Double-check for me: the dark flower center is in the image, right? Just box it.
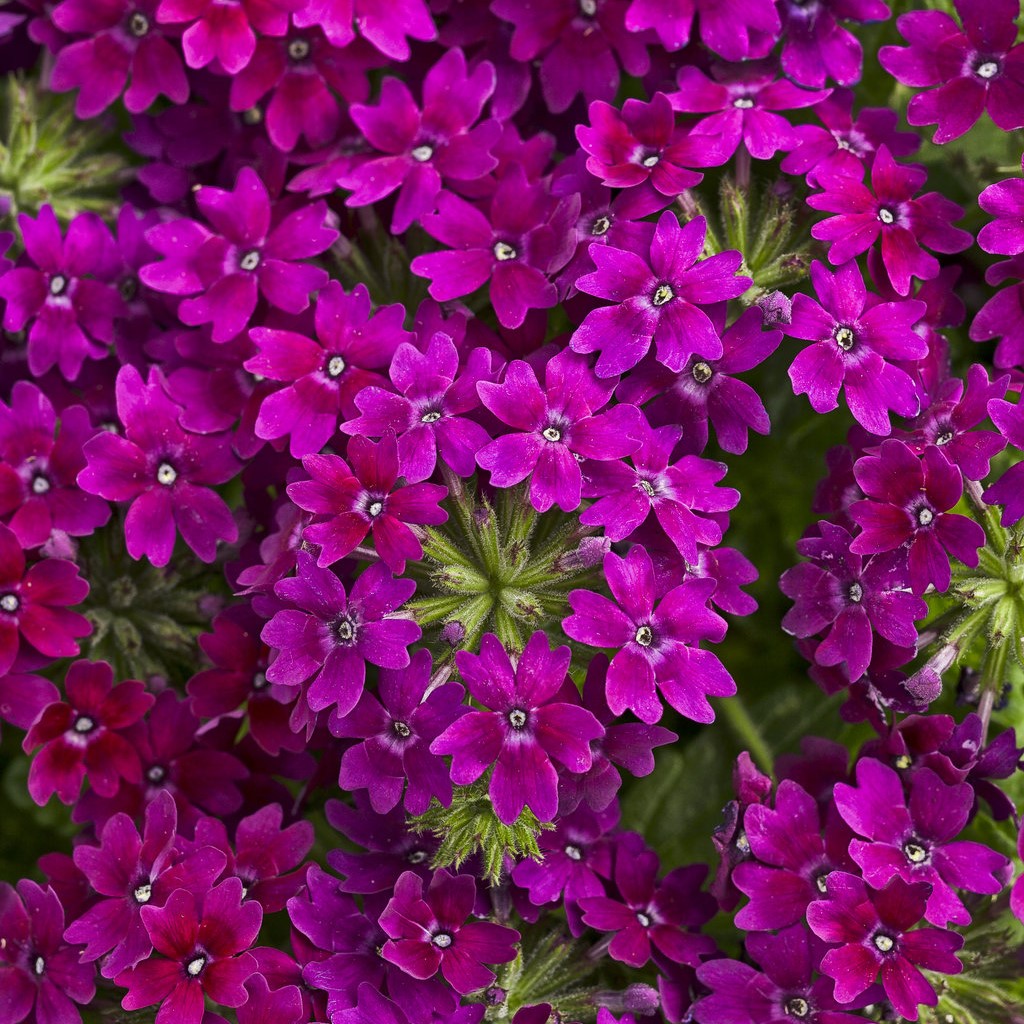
[128,10,150,36]
[785,996,810,1019]
[73,715,96,734]
[692,361,713,384]
[733,97,755,109]
[156,462,177,486]
[432,931,453,948]
[635,625,654,647]
[973,57,1001,80]
[564,844,583,861]
[252,671,268,691]
[392,720,412,738]
[134,882,152,904]
[848,582,863,603]
[288,37,311,61]
[33,956,44,976]
[185,954,206,977]
[493,241,517,262]
[652,283,674,306]
[326,354,346,378]
[421,409,442,423]
[31,473,51,495]
[635,911,652,927]
[147,765,167,784]
[638,479,656,497]
[239,249,261,272]
[877,206,896,225]
[49,274,68,296]
[241,107,263,126]
[334,617,357,644]
[508,708,528,729]
[591,215,611,236]
[903,839,929,864]
[542,426,562,443]
[834,326,855,351]
[872,932,895,953]
[916,505,935,527]
[0,593,20,614]
[411,144,433,162]
[936,428,954,446]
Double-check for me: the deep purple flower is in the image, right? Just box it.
[0,522,91,676]
[410,165,580,329]
[563,545,735,725]
[379,869,519,995]
[430,631,604,825]
[293,0,436,60]
[0,880,95,1024]
[0,382,109,549]
[1012,825,1024,923]
[336,983,483,1024]
[342,334,493,482]
[571,212,750,378]
[579,834,716,968]
[834,757,1011,926]
[77,365,241,567]
[287,435,448,573]
[576,93,716,197]
[64,791,227,978]
[624,0,779,60]
[247,281,410,456]
[341,48,499,231]
[979,156,1024,255]
[880,0,1024,143]
[0,206,124,379]
[695,924,872,1024]
[140,166,337,342]
[51,0,188,116]
[784,259,927,434]
[808,146,973,295]
[670,61,829,161]
[492,0,650,114]
[849,440,985,594]
[332,648,468,815]
[156,0,303,73]
[580,420,739,560]
[806,873,963,1020]
[778,0,891,87]
[970,254,1024,369]
[262,552,420,719]
[781,521,927,683]
[475,349,642,513]
[24,659,153,806]
[983,393,1024,525]
[116,878,261,1024]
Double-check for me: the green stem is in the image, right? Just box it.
[977,639,1010,745]
[720,694,775,776]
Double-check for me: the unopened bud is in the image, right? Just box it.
[595,983,660,1015]
[554,535,611,573]
[757,290,792,326]
[440,620,465,648]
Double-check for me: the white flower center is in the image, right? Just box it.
[877,207,895,225]
[134,883,152,904]
[579,0,597,14]
[975,59,1000,79]
[73,715,95,734]
[564,844,582,861]
[31,475,50,494]
[411,144,433,162]
[634,625,653,647]
[156,463,177,486]
[252,672,268,691]
[33,956,44,975]
[0,593,19,613]
[508,709,527,729]
[638,479,655,497]
[873,933,895,953]
[129,11,150,36]
[49,274,68,296]
[327,355,346,378]
[335,618,356,643]
[635,911,651,927]
[367,500,384,517]
[815,872,829,894]
[785,997,810,1019]
[834,326,855,351]
[288,37,310,60]
[894,754,912,769]
[936,429,954,446]
[903,840,928,864]
[542,426,562,443]
[916,506,934,527]
[186,955,206,976]
[591,215,611,236]
[641,154,659,168]
[393,720,411,738]
[147,765,166,784]
[407,849,427,864]
[652,283,674,306]
[692,361,713,384]
[733,97,754,109]
[848,582,863,603]
[421,410,442,423]
[493,242,517,261]
[239,249,261,272]
[432,932,453,948]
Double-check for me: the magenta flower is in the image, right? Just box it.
[0,382,109,549]
[970,255,1024,369]
[77,365,241,567]
[0,880,95,1024]
[781,521,927,683]
[247,281,410,456]
[116,878,262,1024]
[293,0,435,59]
[835,758,1011,927]
[624,0,779,60]
[287,435,447,574]
[808,146,973,295]
[140,166,337,342]
[670,62,829,161]
[341,48,499,232]
[576,92,716,197]
[334,648,468,816]
[156,0,303,73]
[880,0,1024,143]
[24,659,154,806]
[784,260,927,435]
[0,522,90,676]
[430,631,604,825]
[380,869,519,994]
[978,156,1024,255]
[563,545,735,725]
[571,212,750,378]
[342,334,492,483]
[580,420,739,561]
[579,834,716,968]
[984,394,1024,525]
[410,165,580,329]
[50,0,188,116]
[849,440,985,594]
[262,553,420,719]
[807,872,963,1020]
[475,350,642,514]
[0,206,124,379]
[65,791,227,978]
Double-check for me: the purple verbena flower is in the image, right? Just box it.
[293,0,436,60]
[624,0,780,60]
[430,631,604,824]
[983,392,1024,525]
